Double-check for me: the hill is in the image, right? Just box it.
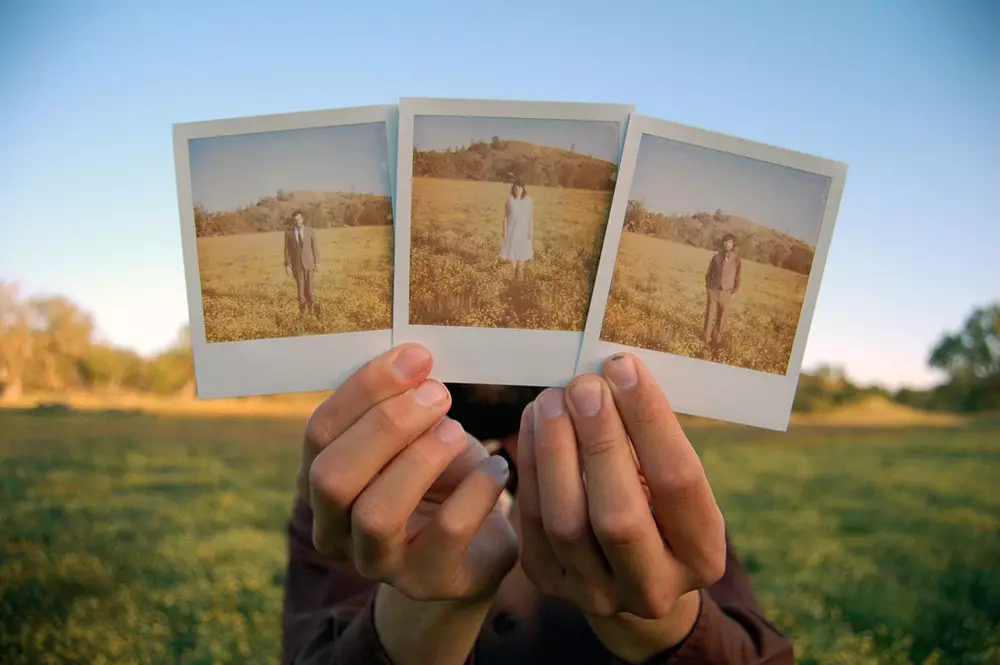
[194,190,392,237]
[624,200,816,275]
[413,139,617,191]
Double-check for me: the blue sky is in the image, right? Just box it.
[189,123,389,212]
[414,116,621,163]
[631,136,831,244]
[1,0,997,388]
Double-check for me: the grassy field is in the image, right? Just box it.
[601,232,809,375]
[197,226,392,343]
[2,409,997,664]
[409,177,611,330]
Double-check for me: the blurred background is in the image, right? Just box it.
[1,1,997,663]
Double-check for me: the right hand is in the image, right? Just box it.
[299,344,518,602]
[285,265,291,278]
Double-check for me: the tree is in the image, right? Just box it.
[927,303,1000,411]
[30,296,95,390]
[0,282,34,401]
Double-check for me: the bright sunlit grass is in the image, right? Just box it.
[1,411,997,664]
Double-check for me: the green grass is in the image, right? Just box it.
[1,412,998,664]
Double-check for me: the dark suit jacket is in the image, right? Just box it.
[285,226,320,272]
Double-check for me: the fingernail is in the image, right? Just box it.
[394,346,431,381]
[483,455,510,485]
[414,380,448,407]
[536,389,565,420]
[606,354,638,390]
[569,379,603,417]
[433,417,466,446]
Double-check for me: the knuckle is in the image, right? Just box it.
[591,510,646,549]
[435,512,473,543]
[544,517,591,547]
[355,364,385,400]
[351,500,400,543]
[692,549,727,588]
[580,432,621,459]
[579,589,617,618]
[633,393,668,427]
[647,463,705,502]
[633,585,674,619]
[308,464,353,510]
[303,413,333,453]
[371,400,412,441]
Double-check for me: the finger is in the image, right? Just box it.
[533,389,613,597]
[408,455,515,598]
[309,379,452,557]
[515,403,563,591]
[602,354,726,590]
[300,344,434,490]
[565,374,683,617]
[350,418,469,579]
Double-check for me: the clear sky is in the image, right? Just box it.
[414,116,621,163]
[189,123,389,213]
[2,0,997,388]
[631,135,831,245]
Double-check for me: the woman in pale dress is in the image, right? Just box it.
[499,180,534,280]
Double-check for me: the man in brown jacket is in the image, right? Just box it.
[284,210,321,314]
[704,233,742,348]
[282,345,794,664]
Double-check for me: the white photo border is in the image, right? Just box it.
[394,98,634,386]
[173,104,398,399]
[575,114,848,430]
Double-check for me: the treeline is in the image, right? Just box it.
[195,190,392,237]
[3,281,996,416]
[624,200,816,275]
[795,304,999,414]
[0,282,193,401]
[413,138,617,191]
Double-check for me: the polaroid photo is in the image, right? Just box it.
[393,98,634,386]
[174,105,398,398]
[576,114,847,430]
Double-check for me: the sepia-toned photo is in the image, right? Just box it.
[599,133,831,375]
[189,122,393,343]
[577,115,846,430]
[175,106,397,399]
[409,114,623,331]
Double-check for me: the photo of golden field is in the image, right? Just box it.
[197,214,392,343]
[601,230,809,374]
[599,134,830,375]
[409,115,621,330]
[410,178,610,330]
[188,122,393,343]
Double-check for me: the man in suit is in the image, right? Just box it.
[284,211,321,314]
[703,232,742,347]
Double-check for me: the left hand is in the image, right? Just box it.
[517,353,727,660]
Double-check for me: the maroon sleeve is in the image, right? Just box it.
[627,535,794,665]
[282,497,395,665]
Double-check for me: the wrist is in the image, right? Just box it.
[586,591,702,663]
[374,583,495,665]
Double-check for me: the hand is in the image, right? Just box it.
[300,344,518,603]
[285,265,291,278]
[314,263,320,272]
[517,353,726,661]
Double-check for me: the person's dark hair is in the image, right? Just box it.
[510,181,528,200]
[445,384,543,441]
[289,210,304,224]
[721,233,736,246]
